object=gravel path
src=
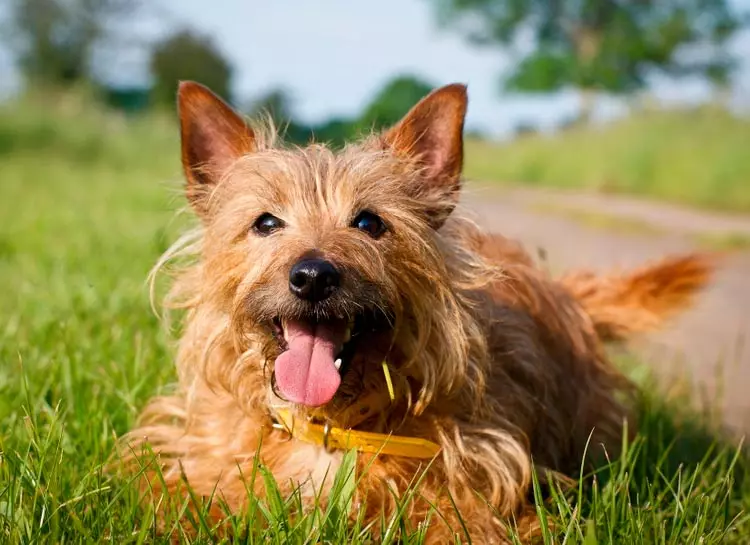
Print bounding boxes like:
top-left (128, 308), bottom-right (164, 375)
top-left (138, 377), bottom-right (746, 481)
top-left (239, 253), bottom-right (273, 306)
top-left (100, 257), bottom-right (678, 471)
top-left (463, 184), bottom-right (750, 434)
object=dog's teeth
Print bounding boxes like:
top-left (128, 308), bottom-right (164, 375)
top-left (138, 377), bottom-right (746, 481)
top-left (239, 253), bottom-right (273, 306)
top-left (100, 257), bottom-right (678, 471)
top-left (334, 358), bottom-right (342, 370)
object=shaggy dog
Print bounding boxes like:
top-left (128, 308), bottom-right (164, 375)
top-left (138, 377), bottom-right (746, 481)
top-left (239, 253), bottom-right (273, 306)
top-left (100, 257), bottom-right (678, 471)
top-left (123, 81), bottom-right (712, 542)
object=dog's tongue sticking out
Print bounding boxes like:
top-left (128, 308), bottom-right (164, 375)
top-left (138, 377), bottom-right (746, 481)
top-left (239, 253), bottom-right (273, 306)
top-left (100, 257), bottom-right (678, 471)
top-left (274, 319), bottom-right (346, 407)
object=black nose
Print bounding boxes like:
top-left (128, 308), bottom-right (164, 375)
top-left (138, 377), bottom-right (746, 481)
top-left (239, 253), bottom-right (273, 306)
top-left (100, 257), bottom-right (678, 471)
top-left (289, 259), bottom-right (340, 302)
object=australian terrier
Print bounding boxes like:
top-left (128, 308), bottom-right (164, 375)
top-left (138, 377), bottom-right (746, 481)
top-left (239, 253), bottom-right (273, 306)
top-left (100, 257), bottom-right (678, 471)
top-left (122, 81), bottom-right (713, 542)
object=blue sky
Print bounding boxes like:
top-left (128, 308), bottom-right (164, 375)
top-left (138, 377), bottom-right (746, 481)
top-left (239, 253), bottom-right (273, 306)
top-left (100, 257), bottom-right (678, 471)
top-left (2, 0), bottom-right (749, 137)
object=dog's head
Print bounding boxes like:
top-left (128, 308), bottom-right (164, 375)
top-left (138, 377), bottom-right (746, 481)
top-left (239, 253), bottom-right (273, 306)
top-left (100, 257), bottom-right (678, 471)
top-left (175, 81), bottom-right (487, 424)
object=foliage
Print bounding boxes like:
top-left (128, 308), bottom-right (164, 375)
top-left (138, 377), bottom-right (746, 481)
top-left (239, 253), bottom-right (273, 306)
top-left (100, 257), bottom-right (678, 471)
top-left (357, 75), bottom-right (434, 131)
top-left (288, 117), bottom-right (359, 148)
top-left (150, 29), bottom-right (234, 107)
top-left (266, 75), bottom-right (435, 148)
top-left (246, 88), bottom-right (296, 121)
top-left (430, 0), bottom-right (747, 95)
top-left (3, 0), bottom-right (142, 85)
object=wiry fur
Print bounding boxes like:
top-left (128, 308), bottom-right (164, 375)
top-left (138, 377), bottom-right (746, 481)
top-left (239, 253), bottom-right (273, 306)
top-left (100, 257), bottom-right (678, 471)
top-left (120, 82), bottom-right (713, 543)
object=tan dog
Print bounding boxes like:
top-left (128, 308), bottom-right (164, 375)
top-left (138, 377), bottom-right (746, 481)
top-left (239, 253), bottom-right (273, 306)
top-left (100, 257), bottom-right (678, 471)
top-left (123, 81), bottom-right (712, 542)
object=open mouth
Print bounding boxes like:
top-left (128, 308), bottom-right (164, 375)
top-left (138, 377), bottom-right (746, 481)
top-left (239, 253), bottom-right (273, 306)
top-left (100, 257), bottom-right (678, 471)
top-left (270, 312), bottom-right (388, 407)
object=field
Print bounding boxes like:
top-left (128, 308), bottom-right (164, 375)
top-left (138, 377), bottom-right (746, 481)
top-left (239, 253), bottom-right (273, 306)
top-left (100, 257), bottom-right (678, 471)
top-left (465, 106), bottom-right (750, 213)
top-left (1, 93), bottom-right (748, 543)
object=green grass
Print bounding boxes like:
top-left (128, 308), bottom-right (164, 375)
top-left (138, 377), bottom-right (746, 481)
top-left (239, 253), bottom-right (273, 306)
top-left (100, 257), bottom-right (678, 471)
top-left (1, 92), bottom-right (749, 543)
top-left (465, 106), bottom-right (750, 213)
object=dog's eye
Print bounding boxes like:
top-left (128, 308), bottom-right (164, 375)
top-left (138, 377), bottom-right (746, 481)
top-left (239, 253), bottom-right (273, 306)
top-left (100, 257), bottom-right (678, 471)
top-left (351, 211), bottom-right (386, 239)
top-left (253, 213), bottom-right (285, 236)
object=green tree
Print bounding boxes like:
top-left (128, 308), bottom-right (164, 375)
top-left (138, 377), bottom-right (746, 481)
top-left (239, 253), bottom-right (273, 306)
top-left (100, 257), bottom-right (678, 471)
top-left (264, 76), bottom-right (436, 147)
top-left (150, 29), bottom-right (233, 107)
top-left (4, 0), bottom-right (141, 85)
top-left (429, 0), bottom-right (746, 120)
top-left (357, 75), bottom-right (435, 131)
top-left (246, 88), bottom-right (295, 121)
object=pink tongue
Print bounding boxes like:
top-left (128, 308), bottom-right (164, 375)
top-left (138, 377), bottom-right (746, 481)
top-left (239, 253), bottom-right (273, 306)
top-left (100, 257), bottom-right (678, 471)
top-left (274, 319), bottom-right (347, 407)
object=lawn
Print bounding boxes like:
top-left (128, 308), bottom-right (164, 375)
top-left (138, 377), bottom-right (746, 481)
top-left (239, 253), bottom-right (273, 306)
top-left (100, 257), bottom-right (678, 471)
top-left (0, 92), bottom-right (748, 543)
top-left (465, 106), bottom-right (750, 214)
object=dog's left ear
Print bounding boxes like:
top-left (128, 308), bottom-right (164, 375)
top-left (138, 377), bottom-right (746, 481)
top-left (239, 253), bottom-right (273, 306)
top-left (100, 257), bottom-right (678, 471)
top-left (383, 83), bottom-right (467, 229)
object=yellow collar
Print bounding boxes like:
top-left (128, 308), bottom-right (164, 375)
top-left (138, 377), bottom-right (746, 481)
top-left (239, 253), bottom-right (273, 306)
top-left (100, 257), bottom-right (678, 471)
top-left (271, 407), bottom-right (442, 459)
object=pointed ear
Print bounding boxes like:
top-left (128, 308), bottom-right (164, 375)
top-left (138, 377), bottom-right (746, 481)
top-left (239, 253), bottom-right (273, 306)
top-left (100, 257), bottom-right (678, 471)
top-left (383, 83), bottom-right (467, 228)
top-left (177, 81), bottom-right (256, 215)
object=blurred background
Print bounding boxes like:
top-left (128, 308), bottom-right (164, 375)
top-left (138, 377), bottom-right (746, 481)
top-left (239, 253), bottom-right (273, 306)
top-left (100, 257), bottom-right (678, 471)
top-left (2, 0), bottom-right (749, 144)
top-left (2, 0), bottom-right (750, 183)
top-left (1, 1), bottom-right (750, 429)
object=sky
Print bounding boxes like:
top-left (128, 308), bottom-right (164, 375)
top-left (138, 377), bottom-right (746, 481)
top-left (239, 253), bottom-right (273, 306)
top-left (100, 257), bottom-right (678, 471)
top-left (2, 0), bottom-right (749, 137)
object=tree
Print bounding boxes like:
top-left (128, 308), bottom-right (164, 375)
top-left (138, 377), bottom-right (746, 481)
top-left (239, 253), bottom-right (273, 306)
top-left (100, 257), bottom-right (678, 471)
top-left (246, 88), bottom-right (295, 121)
top-left (357, 75), bottom-right (435, 131)
top-left (262, 76), bottom-right (436, 148)
top-left (150, 29), bottom-right (233, 107)
top-left (429, 0), bottom-right (746, 120)
top-left (4, 0), bottom-right (142, 85)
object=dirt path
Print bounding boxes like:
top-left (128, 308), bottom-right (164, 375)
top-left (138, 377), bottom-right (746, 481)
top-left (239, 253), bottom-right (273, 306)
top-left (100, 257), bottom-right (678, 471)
top-left (462, 184), bottom-right (750, 435)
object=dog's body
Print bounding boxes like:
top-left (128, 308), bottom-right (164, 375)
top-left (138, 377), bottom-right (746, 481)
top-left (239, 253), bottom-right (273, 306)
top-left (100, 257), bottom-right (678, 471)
top-left (124, 82), bottom-right (712, 542)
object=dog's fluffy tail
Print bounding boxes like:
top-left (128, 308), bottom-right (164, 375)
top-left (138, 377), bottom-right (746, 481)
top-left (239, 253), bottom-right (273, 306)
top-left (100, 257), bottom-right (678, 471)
top-left (559, 253), bottom-right (715, 342)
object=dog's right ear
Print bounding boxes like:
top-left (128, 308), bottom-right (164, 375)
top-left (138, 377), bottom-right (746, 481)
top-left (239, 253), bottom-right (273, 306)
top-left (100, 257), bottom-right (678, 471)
top-left (177, 81), bottom-right (256, 216)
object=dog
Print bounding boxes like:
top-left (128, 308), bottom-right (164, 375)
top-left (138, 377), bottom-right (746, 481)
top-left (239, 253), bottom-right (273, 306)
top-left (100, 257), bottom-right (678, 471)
top-left (122, 80), bottom-right (713, 542)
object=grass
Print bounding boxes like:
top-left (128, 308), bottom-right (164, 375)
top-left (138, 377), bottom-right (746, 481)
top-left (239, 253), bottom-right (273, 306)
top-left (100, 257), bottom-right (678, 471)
top-left (465, 106), bottom-right (750, 213)
top-left (1, 91), bottom-right (749, 543)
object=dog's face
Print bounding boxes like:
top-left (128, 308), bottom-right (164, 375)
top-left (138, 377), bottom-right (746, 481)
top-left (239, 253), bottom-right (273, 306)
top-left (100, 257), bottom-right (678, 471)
top-left (177, 82), bottom-right (468, 420)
